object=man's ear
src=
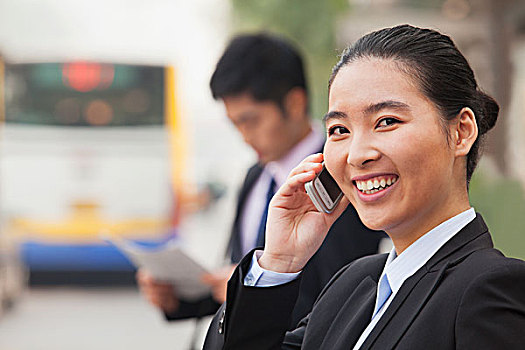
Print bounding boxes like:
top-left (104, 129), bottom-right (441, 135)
top-left (453, 107), bottom-right (478, 157)
top-left (283, 87), bottom-right (307, 120)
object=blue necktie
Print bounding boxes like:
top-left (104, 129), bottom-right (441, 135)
top-left (373, 274), bottom-right (392, 318)
top-left (255, 178), bottom-right (276, 248)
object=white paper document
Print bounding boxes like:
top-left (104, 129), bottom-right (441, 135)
top-left (103, 235), bottom-right (211, 301)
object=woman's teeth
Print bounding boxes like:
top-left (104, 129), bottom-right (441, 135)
top-left (355, 176), bottom-right (397, 194)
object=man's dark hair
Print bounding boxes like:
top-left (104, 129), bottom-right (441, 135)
top-left (329, 24), bottom-right (499, 185)
top-left (210, 33), bottom-right (307, 110)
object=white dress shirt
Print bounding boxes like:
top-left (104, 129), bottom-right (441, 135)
top-left (239, 127), bottom-right (324, 255)
top-left (244, 208), bottom-right (477, 349)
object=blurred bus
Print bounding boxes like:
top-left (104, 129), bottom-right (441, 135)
top-left (0, 61), bottom-right (187, 284)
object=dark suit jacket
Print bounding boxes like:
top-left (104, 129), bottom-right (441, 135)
top-left (203, 214), bottom-right (525, 349)
top-left (166, 162), bottom-right (384, 325)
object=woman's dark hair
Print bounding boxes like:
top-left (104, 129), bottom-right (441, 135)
top-left (210, 33), bottom-right (307, 111)
top-left (329, 24), bottom-right (499, 185)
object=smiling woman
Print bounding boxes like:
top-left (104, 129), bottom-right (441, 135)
top-left (203, 25), bottom-right (525, 350)
top-left (324, 57), bottom-right (473, 253)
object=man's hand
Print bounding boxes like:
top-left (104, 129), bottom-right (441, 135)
top-left (201, 265), bottom-right (236, 304)
top-left (136, 269), bottom-right (179, 314)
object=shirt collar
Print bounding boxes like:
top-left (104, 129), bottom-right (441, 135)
top-left (381, 207), bottom-right (476, 294)
top-left (264, 126), bottom-right (324, 187)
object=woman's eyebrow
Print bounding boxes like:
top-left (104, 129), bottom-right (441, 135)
top-left (323, 100), bottom-right (410, 124)
top-left (323, 110), bottom-right (347, 123)
top-left (363, 100), bottom-right (410, 115)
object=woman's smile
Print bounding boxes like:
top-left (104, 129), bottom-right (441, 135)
top-left (352, 173), bottom-right (399, 202)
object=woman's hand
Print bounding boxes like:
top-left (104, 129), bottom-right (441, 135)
top-left (258, 153), bottom-right (349, 273)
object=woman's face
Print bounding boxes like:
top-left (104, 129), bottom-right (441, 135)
top-left (324, 58), bottom-right (463, 246)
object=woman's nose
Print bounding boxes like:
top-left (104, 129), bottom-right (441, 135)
top-left (346, 135), bottom-right (381, 167)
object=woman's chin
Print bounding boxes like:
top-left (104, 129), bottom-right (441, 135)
top-left (356, 211), bottom-right (390, 232)
top-left (361, 220), bottom-right (383, 232)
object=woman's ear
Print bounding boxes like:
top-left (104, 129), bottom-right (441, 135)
top-left (453, 107), bottom-right (478, 157)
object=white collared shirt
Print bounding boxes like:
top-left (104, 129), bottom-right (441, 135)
top-left (239, 127), bottom-right (325, 255)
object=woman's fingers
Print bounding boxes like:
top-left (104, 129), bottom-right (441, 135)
top-left (278, 171), bottom-right (316, 197)
top-left (286, 153), bottom-right (323, 179)
top-left (303, 152), bottom-right (323, 163)
top-left (287, 162), bottom-right (323, 180)
top-left (276, 153), bottom-right (325, 200)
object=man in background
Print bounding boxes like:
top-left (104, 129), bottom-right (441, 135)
top-left (137, 33), bottom-right (384, 327)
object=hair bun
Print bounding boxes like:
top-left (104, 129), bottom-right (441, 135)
top-left (477, 90), bottom-right (499, 135)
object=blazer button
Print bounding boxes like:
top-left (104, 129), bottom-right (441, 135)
top-left (218, 309), bottom-right (226, 334)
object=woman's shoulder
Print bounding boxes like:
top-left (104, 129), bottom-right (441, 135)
top-left (455, 249), bottom-right (525, 332)
top-left (455, 248), bottom-right (525, 301)
top-left (461, 247), bottom-right (525, 275)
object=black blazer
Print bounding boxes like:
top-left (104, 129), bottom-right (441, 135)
top-left (203, 214), bottom-right (525, 349)
top-left (166, 162), bottom-right (384, 325)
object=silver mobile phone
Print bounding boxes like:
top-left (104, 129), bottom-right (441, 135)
top-left (305, 165), bottom-right (343, 213)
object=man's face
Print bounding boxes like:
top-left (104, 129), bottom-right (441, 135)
top-left (223, 93), bottom-right (299, 164)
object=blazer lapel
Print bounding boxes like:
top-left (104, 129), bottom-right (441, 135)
top-left (358, 264), bottom-right (430, 349)
top-left (227, 164), bottom-right (264, 263)
top-left (315, 276), bottom-right (377, 349)
top-left (359, 261), bottom-right (449, 349)
top-left (425, 213), bottom-right (491, 271)
top-left (359, 214), bottom-right (492, 349)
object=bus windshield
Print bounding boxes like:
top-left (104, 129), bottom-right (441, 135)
top-left (5, 62), bottom-right (164, 127)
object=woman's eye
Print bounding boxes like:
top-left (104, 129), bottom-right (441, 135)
top-left (377, 117), bottom-right (400, 128)
top-left (328, 126), bottom-right (349, 136)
